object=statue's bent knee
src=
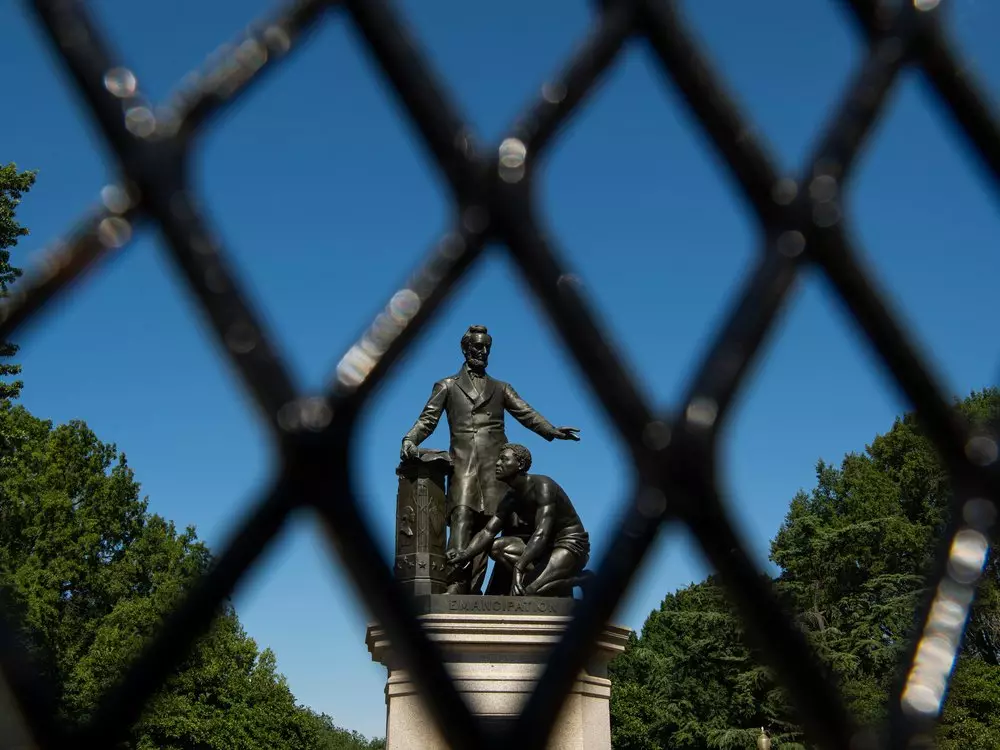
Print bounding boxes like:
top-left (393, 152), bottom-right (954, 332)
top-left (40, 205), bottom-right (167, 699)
top-left (488, 536), bottom-right (519, 562)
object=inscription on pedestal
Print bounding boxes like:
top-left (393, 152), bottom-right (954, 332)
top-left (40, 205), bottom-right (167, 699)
top-left (412, 594), bottom-right (576, 616)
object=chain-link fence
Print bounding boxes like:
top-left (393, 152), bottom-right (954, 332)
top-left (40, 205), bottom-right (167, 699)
top-left (2, 0), bottom-right (999, 748)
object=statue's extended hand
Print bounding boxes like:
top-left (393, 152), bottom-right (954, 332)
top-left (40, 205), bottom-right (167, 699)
top-left (400, 439), bottom-right (419, 461)
top-left (553, 426), bottom-right (581, 442)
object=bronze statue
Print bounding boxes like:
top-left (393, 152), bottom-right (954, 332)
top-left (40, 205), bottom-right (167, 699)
top-left (401, 325), bottom-right (580, 594)
top-left (445, 444), bottom-right (591, 597)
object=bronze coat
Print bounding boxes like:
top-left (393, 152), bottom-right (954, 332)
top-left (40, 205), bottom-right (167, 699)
top-left (404, 366), bottom-right (559, 515)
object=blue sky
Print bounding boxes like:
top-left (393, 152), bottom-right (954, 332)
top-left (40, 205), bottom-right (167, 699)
top-left (3, 0), bottom-right (999, 738)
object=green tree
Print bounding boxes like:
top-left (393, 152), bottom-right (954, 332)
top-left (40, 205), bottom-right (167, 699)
top-left (0, 163), bottom-right (35, 402)
top-left (610, 578), bottom-right (803, 750)
top-left (0, 403), bottom-right (382, 748)
top-left (0, 167), bottom-right (381, 747)
top-left (610, 388), bottom-right (1000, 748)
top-left (297, 710), bottom-right (386, 750)
top-left (770, 387), bottom-right (999, 731)
top-left (935, 658), bottom-right (1000, 750)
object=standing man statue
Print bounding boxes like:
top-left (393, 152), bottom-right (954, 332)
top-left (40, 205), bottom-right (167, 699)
top-left (446, 444), bottom-right (591, 597)
top-left (401, 325), bottom-right (580, 594)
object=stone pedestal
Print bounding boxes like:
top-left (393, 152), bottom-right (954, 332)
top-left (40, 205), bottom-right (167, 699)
top-left (366, 595), bottom-right (631, 750)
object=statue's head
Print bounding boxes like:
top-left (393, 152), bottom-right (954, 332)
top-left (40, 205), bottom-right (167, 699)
top-left (461, 325), bottom-right (492, 371)
top-left (495, 443), bottom-right (531, 482)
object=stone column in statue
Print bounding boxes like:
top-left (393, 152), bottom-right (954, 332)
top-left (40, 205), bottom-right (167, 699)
top-left (394, 450), bottom-right (451, 595)
top-left (399, 325), bottom-right (581, 595)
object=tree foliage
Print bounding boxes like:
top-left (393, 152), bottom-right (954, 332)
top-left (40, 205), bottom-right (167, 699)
top-left (610, 578), bottom-right (803, 750)
top-left (611, 388), bottom-right (1000, 748)
top-left (0, 174), bottom-right (380, 747)
top-left (0, 404), bottom-right (382, 749)
top-left (0, 163), bottom-right (35, 402)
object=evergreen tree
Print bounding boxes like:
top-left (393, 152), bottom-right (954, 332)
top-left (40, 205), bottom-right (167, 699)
top-left (610, 577), bottom-right (803, 749)
top-left (0, 163), bottom-right (35, 402)
top-left (610, 389), bottom-right (1000, 748)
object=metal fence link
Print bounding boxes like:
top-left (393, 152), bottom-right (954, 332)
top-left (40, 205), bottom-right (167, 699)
top-left (1, 0), bottom-right (998, 748)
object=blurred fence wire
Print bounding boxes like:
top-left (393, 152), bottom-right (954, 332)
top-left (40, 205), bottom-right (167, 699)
top-left (3, 0), bottom-right (1000, 748)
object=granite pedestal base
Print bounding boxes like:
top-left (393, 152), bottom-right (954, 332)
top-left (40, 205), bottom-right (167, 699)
top-left (366, 595), bottom-right (631, 750)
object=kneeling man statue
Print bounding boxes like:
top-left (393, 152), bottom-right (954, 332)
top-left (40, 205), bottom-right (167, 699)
top-left (446, 444), bottom-right (591, 597)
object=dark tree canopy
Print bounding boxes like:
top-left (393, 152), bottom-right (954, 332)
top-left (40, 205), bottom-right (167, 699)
top-left (611, 388), bottom-right (1000, 749)
top-left (610, 576), bottom-right (801, 750)
top-left (0, 163), bottom-right (35, 402)
top-left (0, 404), bottom-right (383, 748)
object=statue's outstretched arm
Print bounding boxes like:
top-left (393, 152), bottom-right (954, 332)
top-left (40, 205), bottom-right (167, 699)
top-left (503, 383), bottom-right (558, 440)
top-left (503, 384), bottom-right (580, 442)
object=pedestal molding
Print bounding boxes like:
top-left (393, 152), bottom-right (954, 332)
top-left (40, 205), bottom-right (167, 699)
top-left (367, 610), bottom-right (631, 749)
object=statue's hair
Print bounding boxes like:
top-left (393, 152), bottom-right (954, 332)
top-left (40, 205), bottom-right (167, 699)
top-left (461, 324), bottom-right (492, 351)
top-left (500, 443), bottom-right (532, 473)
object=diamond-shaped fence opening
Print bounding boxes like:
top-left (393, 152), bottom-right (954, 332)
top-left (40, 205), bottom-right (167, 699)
top-left (3, 1), bottom-right (1000, 749)
top-left (537, 43), bottom-right (759, 408)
